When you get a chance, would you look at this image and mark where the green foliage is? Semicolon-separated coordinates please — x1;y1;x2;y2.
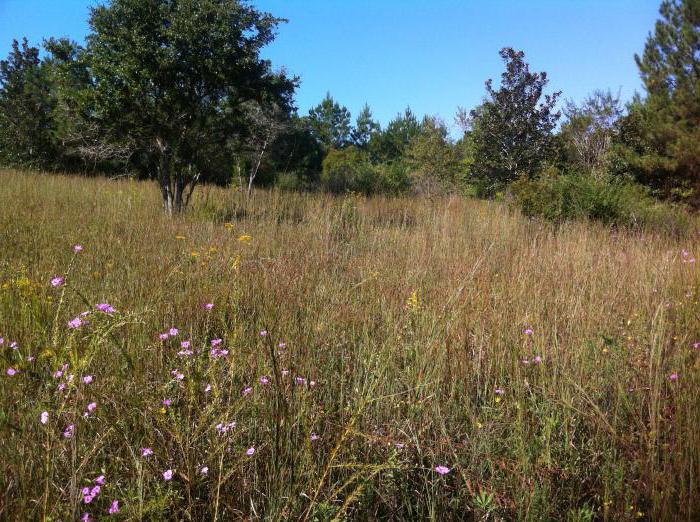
84;0;296;211
374;161;412;194
406;116;461;193
615;0;700;204
560;90;623;177
321;146;379;194
0;39;54;168
307;92;352;150
351;103;380;149
368;107;421;163
511;170;690;233
467;48;561;193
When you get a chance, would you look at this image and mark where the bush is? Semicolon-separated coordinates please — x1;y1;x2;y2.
321;147;379;194
274;171;314;192
375;161;412;194
510;172;691;234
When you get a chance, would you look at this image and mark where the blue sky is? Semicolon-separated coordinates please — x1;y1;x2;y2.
0;0;660;134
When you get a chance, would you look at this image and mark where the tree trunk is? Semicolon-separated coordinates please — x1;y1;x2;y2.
247;140;267;198
158;156;174;216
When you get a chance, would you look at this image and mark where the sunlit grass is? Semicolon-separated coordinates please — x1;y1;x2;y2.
1;169;699;520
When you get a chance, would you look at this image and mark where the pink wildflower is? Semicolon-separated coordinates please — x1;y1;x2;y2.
141;447;153;457
246;446;255;456
6;368;17;376
163;469;173;481
83;375;93;384
63;424;75;438
40;411;49;424
108;500;120;514
435;466;451;475
73;244;83;253
51;276;65;287
68;317;84;329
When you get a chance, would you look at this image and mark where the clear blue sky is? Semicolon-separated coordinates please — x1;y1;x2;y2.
0;0;660;134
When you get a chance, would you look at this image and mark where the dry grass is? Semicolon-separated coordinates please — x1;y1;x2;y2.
1;168;699;520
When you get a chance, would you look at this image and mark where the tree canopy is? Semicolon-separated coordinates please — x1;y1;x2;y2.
466;48;561;192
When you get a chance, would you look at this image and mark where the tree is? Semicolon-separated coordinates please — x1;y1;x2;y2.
368;106;421;163
266;116;324;186
320;146;377;194
0;39;54;168
84;0;296;214
237;100;288;197
41;38;114;172
351;103;380;148
464;48;561;192
616;0;700;202
560;90;623;178
406;116;460;192
307;93;352;150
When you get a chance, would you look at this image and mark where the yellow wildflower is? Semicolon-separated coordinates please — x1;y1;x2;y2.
406;290;420;311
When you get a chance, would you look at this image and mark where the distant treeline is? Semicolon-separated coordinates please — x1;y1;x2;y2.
0;0;698;216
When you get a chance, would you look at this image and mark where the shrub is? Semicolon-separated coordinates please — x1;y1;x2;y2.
375;161;412;194
274;171;314;192
510;171;691;234
321;147;379;194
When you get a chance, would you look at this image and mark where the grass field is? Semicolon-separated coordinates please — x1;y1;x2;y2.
1;169;699;521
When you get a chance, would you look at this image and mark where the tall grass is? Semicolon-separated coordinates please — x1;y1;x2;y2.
1;169;699;520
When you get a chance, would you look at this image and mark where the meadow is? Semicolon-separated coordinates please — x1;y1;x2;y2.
1;168;699;521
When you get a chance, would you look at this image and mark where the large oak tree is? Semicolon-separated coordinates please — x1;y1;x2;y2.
85;0;296;213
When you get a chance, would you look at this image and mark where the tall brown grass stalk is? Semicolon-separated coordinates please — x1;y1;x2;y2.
0;169;699;520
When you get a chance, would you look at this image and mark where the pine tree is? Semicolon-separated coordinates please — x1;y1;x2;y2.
617;0;700;202
0;38;54;167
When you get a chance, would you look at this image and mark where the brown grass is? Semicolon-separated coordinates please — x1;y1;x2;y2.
1;168;699;520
